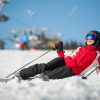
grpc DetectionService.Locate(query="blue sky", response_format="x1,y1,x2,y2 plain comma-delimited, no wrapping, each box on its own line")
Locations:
0,0,100,48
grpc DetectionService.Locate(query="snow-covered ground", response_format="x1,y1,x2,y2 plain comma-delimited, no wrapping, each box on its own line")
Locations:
0,50,100,100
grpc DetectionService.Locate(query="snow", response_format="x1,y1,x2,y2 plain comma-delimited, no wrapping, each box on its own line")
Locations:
0,50,100,100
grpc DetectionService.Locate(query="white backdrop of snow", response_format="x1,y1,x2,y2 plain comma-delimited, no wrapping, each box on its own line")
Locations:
0,50,100,100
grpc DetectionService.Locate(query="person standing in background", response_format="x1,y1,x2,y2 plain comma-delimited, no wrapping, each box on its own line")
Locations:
19,31,29,50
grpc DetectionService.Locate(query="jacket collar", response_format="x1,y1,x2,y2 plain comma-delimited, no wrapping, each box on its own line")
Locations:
85,45,96,51
86,45,100,51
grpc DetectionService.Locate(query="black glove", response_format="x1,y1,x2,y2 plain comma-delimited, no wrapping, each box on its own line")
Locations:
54,41,63,52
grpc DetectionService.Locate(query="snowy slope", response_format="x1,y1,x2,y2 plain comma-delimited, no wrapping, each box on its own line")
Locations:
0,50,100,100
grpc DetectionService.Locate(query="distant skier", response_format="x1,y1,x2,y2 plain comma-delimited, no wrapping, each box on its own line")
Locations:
17,30,100,80
19,31,29,50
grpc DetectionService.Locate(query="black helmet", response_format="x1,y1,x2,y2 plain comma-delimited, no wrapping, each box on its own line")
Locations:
87,30,100,46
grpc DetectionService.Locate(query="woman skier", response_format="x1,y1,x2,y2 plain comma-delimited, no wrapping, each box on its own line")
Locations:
17,30,100,80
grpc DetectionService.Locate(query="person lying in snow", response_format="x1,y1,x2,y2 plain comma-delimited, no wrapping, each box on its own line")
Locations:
17,30,100,80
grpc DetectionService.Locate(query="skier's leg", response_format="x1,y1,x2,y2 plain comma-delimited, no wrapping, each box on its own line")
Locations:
44,66,75,79
19,57,65,80
45,57,65,71
20,63,46,80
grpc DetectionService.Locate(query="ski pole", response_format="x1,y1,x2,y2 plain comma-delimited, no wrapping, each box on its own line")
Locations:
82,66,100,79
5,49,52,78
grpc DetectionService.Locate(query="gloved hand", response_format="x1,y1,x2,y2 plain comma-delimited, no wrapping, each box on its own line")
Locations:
54,41,63,52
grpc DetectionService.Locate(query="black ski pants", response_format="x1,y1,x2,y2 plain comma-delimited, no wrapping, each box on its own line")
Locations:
20,57,75,80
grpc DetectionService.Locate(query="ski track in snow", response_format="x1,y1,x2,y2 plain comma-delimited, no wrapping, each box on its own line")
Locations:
0,50,100,100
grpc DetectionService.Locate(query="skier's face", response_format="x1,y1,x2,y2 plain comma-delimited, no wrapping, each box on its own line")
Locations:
86,39,95,45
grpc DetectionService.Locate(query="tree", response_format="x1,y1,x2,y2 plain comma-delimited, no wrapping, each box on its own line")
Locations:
64,40,83,50
0,39,5,49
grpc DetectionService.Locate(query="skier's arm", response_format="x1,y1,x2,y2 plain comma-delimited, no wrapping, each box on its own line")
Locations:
54,41,65,57
95,57,100,74
98,57,100,68
57,51,65,57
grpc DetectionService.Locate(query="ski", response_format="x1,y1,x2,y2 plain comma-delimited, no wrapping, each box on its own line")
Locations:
29,74,49,81
0,74,49,83
0,78,12,82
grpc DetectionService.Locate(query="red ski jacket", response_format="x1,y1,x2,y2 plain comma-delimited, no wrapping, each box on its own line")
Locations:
57,46,100,75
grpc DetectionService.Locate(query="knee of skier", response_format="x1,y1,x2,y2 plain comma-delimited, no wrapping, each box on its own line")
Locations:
35,63,47,73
